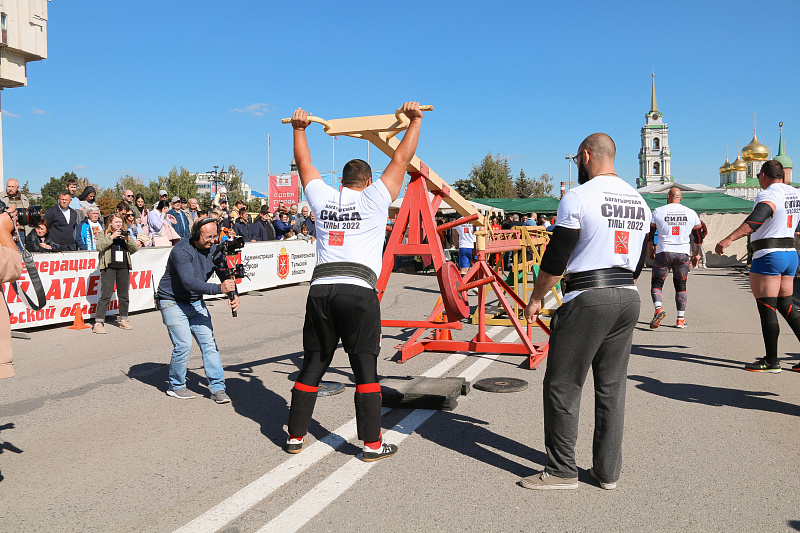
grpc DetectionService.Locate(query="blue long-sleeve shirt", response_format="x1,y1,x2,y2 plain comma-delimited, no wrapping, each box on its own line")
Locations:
157,239,223,302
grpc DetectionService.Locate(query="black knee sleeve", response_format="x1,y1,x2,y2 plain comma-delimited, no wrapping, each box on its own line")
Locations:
673,278,687,293
355,387,382,442
777,296,798,319
756,298,780,364
777,295,800,340
651,277,665,291
288,388,317,437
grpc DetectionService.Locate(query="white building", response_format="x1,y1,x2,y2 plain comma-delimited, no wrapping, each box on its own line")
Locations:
0,0,49,185
194,171,253,201
637,73,672,189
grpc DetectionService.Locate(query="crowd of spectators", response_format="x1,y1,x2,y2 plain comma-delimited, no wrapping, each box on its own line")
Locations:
22,180,316,254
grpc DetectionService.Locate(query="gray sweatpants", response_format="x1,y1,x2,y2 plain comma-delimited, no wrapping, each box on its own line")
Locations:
543,287,640,482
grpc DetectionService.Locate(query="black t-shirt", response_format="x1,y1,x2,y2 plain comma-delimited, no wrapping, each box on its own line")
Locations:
108,237,127,269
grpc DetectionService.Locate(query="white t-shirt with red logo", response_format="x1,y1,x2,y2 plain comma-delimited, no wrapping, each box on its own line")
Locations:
555,175,651,302
651,203,701,254
751,182,800,259
454,223,476,249
304,178,392,288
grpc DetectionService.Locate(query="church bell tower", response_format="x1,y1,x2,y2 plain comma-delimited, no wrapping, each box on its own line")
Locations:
637,73,672,188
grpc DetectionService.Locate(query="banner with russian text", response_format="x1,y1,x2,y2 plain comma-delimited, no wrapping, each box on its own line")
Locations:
2,240,316,330
268,173,299,212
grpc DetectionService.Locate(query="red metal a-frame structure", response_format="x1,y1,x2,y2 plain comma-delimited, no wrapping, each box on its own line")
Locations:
283,105,550,368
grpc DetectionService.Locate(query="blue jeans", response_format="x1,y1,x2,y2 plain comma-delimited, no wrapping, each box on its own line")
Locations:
160,299,226,394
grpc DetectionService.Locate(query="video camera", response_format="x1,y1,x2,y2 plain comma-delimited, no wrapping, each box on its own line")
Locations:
0,199,42,227
212,235,246,318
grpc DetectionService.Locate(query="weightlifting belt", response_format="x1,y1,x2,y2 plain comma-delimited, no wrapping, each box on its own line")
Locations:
563,267,634,294
311,261,378,290
750,237,795,252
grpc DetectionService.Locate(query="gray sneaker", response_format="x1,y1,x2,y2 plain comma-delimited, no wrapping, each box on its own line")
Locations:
211,390,231,404
519,471,579,490
590,468,617,490
166,387,196,399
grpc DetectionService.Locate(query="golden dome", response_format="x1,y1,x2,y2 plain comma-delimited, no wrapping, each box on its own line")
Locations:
741,133,769,161
731,154,747,171
719,156,731,174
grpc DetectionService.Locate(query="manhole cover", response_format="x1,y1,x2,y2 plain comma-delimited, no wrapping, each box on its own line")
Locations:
317,382,346,397
473,377,528,393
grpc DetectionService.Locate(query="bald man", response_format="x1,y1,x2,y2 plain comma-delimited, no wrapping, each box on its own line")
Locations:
522,133,650,491
1,179,30,209
648,188,702,329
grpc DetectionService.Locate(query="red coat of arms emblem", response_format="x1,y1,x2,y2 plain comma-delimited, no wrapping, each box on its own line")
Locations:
277,246,290,279
614,231,629,254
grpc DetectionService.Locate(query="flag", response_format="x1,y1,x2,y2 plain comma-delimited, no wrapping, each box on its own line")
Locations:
268,134,271,146
334,136,339,140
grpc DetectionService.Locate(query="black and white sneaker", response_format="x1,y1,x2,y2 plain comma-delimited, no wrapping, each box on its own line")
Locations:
362,441,398,462
285,436,304,454
744,358,781,373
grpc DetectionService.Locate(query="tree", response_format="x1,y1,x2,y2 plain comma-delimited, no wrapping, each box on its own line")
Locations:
96,188,119,216
158,166,198,203
513,169,536,198
530,173,554,198
452,178,478,200
466,152,514,199
40,171,78,202
220,164,247,205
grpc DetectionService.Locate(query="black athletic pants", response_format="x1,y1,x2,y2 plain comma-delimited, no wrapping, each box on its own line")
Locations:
288,284,383,442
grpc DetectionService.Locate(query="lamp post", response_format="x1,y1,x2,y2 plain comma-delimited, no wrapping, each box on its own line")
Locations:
564,153,575,197
207,165,228,200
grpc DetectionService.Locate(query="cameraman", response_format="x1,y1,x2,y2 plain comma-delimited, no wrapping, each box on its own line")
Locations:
0,206,23,379
156,218,238,404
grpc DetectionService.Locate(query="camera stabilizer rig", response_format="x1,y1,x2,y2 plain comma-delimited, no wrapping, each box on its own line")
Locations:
212,235,247,318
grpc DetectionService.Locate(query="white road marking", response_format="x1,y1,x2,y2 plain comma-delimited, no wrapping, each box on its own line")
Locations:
257,330,520,533
174,326,507,533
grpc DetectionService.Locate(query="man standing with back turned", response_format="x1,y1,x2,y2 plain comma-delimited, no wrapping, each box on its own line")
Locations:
648,187,702,329
522,133,650,490
285,102,423,461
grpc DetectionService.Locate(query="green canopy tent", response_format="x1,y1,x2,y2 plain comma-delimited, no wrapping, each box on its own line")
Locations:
472,197,561,215
474,192,754,216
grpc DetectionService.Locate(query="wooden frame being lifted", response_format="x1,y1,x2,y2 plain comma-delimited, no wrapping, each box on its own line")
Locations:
283,106,550,368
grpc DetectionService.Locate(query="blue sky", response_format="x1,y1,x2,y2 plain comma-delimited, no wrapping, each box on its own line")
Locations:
3,0,799,194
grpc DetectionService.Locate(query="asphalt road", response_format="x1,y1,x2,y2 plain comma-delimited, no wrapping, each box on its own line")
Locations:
1,267,799,532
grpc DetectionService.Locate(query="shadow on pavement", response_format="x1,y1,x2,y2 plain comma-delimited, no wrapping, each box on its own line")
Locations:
0,422,24,483
413,411,545,477
631,344,743,370
787,520,800,531
628,375,800,417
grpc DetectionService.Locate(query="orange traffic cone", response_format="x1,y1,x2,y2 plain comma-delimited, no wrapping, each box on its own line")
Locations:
67,305,91,330
431,298,453,341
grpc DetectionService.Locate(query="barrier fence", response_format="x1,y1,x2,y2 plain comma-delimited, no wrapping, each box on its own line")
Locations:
2,240,317,330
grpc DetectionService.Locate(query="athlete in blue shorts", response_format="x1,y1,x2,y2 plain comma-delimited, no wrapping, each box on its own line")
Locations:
716,160,800,373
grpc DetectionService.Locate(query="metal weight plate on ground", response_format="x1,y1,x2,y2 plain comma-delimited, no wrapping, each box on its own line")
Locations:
473,377,529,393
437,261,470,321
317,382,346,397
